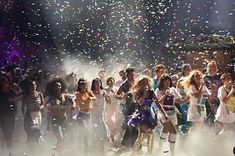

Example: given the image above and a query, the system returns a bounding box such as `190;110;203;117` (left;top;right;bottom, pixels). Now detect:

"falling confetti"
0;0;234;73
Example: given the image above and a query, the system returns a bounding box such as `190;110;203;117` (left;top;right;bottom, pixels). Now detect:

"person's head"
135;76;153;90
192;70;203;84
143;68;151;78
36;70;44;81
126;68;135;81
46;77;66;96
233;146;235;155
14;67;22;76
77;78;88;93
91;78;103;92
23;80;37;95
220;73;233;87
66;72;77;86
155;64;166;77
182;63;191;76
106;77;115;88
98;70;106;81
158;74;173;90
119;70;126;80
54;82;62;95
0;73;10;90
207;60;218;76
184;70;203;90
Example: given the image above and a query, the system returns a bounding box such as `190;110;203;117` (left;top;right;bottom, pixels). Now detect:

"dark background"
0;0;235;70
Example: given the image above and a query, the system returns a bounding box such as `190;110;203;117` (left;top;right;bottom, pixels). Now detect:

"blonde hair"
132;75;153;100
133;76;153;92
183;70;203;92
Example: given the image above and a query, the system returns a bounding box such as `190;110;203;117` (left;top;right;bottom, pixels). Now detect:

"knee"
168;133;177;143
160;131;168;140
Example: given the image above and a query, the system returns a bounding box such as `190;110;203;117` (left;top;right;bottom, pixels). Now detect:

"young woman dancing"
129;76;168;156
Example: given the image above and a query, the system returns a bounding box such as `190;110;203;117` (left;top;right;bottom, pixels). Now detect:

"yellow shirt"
228;96;235;113
74;91;93;112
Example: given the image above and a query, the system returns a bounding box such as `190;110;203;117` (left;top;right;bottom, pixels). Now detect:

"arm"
103;91;111;104
157;92;168;105
115;86;125;99
64;94;76;120
65;94;76;108
175;97;189;105
220;86;235;103
39;93;45;110
173;87;188;105
88;91;97;100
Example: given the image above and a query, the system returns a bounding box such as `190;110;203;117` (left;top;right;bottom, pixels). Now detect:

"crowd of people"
0;60;234;156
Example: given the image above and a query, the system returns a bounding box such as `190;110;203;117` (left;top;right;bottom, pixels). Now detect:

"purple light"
7;49;21;62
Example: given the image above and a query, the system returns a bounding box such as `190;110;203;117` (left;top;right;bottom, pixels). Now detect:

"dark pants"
121;126;138;148
205;99;219;126
121;103;139;148
0;116;15;147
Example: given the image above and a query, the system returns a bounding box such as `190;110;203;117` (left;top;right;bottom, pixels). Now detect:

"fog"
1;107;234;156
1;56;234;156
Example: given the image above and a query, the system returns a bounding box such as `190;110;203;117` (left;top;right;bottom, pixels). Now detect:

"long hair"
91;78;103;92
45;77;66;96
22;80;35;96
183;70;203;91
77;78;88;92
158;74;173;91
132;76;153;99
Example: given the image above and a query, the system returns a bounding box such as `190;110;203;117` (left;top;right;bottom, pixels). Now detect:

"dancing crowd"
0;60;234;156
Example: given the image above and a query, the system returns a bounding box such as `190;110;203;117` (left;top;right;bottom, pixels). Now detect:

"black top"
204;73;222;106
120;80;134;104
204;73;222;90
0;89;17;117
163;94;174;111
